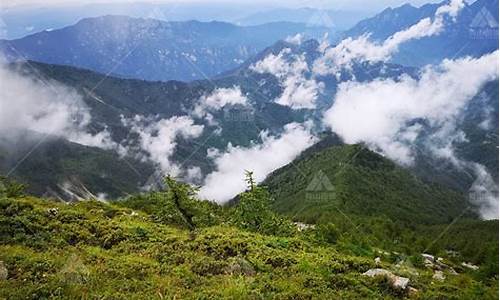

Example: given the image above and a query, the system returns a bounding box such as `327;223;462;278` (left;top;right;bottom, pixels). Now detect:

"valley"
0;0;498;298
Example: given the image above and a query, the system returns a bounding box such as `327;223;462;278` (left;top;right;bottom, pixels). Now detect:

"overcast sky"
1;0;447;11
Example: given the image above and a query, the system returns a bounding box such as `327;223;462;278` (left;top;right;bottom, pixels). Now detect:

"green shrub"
0;176;26;198
315;223;339;244
231;171;295;236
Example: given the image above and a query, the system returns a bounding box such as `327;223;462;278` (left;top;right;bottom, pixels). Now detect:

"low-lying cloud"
324;51;498;164
469;163;499;220
313;0;465;76
193;86;249;124
251;49;323;109
0;61;115;149
122;115;204;176
199;122;318;202
323;51;499;218
284;33;304;45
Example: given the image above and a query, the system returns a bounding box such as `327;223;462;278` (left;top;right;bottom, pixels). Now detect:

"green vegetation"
0;174;497;299
0;176;26;198
231;171;295;237
0;137;155;198
1;61;306;199
262;143;499;269
264;144;474;225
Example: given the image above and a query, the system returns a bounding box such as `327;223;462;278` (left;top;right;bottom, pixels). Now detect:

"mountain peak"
1;17;329;82
264;142;475;225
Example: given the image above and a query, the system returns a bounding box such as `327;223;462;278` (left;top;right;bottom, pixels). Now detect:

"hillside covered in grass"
264;143;475;225
0;175;497;299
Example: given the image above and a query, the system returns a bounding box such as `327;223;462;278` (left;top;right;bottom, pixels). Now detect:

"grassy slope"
0;196;497;299
264;144;475;225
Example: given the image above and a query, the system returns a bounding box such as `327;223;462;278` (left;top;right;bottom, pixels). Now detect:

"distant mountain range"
0;3;498;297
0;3;370;39
3;29;498;200
1;57;307;197
235;7;369;30
0;38;421;199
2;0;497;82
0;0;498;208
0;16;331;81
345;0;499;66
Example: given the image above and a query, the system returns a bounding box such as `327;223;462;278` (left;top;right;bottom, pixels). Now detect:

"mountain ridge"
263;142;476;225
0;15;331;81
344;0;499;66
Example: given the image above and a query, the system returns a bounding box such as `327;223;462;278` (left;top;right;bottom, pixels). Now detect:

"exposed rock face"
421;254;435;262
461;262;480;270
363;268;410;290
422;253;435;269
422;254;458;273
293;222;316;231
408;287;419;296
433;270;445;281
364;268;393;277
392;276;410;290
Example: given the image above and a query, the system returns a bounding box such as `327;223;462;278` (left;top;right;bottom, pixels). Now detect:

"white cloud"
0;62;115;149
469;163;499;220
285;33;304;45
313;0;465;75
123;115;204;176
435;0;464;19
199;122;318;202
318;33;330;53
277;73;323;109
323;51;498;219
251;49;323;109
192;86;248;124
186;166;203;183
323;51;499;165
251;48;294;76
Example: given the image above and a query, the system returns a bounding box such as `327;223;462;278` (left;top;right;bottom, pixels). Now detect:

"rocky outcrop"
293;222;316;231
421;254;458;275
461;262;479;271
433;270;445;281
363;268;410;290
